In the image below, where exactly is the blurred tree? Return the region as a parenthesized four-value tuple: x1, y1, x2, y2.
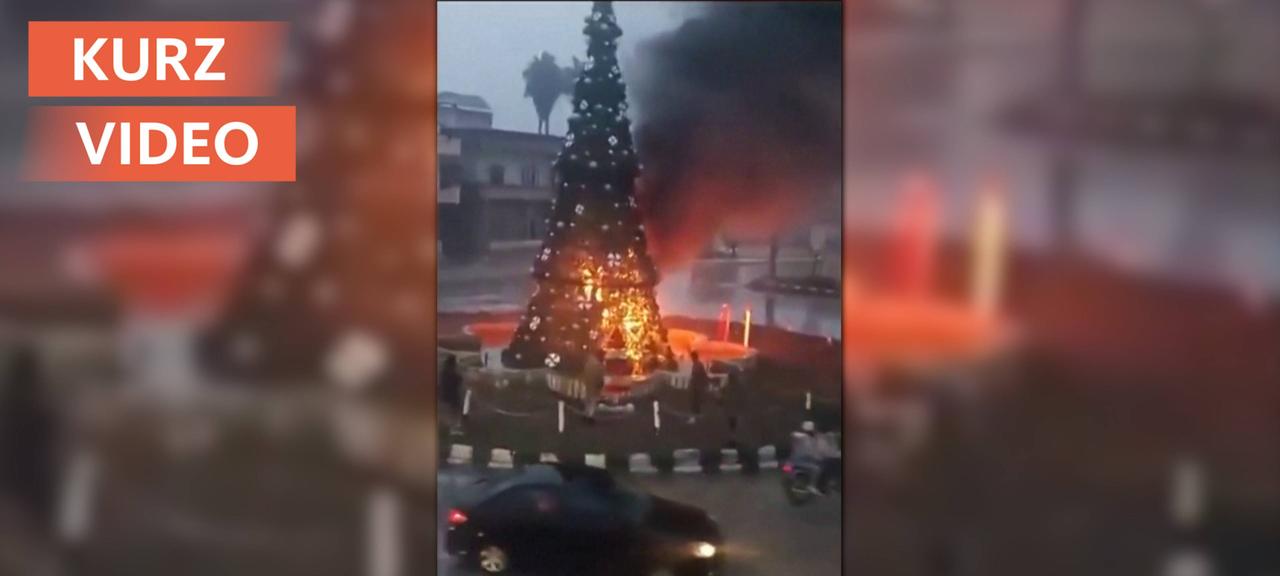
(200, 0, 437, 392)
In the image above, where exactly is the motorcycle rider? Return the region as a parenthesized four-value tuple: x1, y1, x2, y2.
(792, 421, 841, 495)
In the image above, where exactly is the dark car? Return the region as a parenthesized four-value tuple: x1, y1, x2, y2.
(445, 463, 724, 575)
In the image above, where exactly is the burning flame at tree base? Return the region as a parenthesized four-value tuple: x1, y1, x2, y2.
(579, 262, 669, 376)
(598, 287, 666, 375)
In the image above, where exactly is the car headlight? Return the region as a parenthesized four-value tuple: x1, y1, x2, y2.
(693, 542, 717, 559)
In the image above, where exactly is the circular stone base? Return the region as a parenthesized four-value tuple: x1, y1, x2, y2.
(439, 313, 842, 461)
(448, 361, 835, 463)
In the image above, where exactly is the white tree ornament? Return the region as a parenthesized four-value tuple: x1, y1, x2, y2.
(276, 213, 323, 270)
(325, 330, 390, 392)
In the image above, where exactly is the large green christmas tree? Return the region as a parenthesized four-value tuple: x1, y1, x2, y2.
(503, 1, 669, 375)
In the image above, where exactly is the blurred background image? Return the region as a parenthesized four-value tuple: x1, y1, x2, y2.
(839, 1, 1279, 576)
(2, 0, 440, 574)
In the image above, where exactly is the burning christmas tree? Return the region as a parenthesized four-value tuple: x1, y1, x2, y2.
(503, 1, 670, 376)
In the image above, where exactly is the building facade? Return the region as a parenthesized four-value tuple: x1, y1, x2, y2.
(438, 92, 562, 263)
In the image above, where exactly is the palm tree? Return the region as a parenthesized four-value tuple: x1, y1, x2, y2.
(523, 53, 584, 134)
(523, 52, 564, 134)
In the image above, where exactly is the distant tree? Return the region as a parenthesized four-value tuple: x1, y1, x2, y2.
(524, 53, 585, 134)
(524, 52, 564, 134)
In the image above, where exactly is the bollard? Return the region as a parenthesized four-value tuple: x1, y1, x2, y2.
(489, 448, 514, 469)
(629, 453, 658, 474)
(673, 448, 702, 474)
(719, 447, 742, 472)
(585, 453, 607, 469)
(558, 400, 565, 434)
(446, 444, 473, 466)
(805, 391, 812, 412)
(366, 486, 403, 576)
(462, 389, 472, 419)
(653, 400, 660, 433)
(757, 445, 778, 469)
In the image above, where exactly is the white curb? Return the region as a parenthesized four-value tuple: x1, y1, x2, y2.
(719, 448, 742, 472)
(629, 453, 658, 474)
(446, 444, 473, 466)
(585, 453, 607, 469)
(539, 452, 559, 463)
(673, 448, 702, 474)
(757, 445, 778, 469)
(488, 448, 514, 469)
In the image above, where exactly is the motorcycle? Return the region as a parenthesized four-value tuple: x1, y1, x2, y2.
(780, 432, 841, 506)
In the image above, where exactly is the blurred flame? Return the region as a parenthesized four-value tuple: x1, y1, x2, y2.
(889, 173, 939, 298)
(970, 177, 1008, 318)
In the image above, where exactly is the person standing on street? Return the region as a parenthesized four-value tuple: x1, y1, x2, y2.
(0, 344, 60, 534)
(722, 369, 745, 439)
(689, 351, 708, 423)
(440, 355, 462, 428)
(581, 349, 605, 423)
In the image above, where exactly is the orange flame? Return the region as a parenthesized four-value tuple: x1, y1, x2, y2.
(889, 173, 939, 298)
(577, 253, 664, 375)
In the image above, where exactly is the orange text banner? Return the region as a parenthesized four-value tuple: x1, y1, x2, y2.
(26, 105, 296, 182)
(29, 21, 287, 97)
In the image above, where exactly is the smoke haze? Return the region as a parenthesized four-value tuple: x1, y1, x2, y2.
(631, 1, 842, 269)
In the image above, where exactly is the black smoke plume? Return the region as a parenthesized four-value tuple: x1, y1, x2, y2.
(631, 1, 842, 269)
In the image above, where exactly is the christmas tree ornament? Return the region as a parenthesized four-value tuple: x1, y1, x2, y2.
(325, 329, 389, 392)
(275, 213, 323, 270)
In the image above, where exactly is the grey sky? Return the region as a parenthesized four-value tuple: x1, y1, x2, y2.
(438, 1, 694, 134)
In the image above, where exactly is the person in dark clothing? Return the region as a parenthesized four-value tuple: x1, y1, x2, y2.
(0, 344, 60, 533)
(688, 351, 708, 422)
(580, 349, 606, 424)
(722, 369, 745, 435)
(440, 355, 462, 422)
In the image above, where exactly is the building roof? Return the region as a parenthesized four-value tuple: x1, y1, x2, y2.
(438, 91, 492, 112)
(441, 126, 564, 146)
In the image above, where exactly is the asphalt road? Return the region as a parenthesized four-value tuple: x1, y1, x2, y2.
(437, 467, 842, 575)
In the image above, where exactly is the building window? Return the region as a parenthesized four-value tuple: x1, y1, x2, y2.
(520, 165, 538, 186)
(489, 164, 505, 185)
